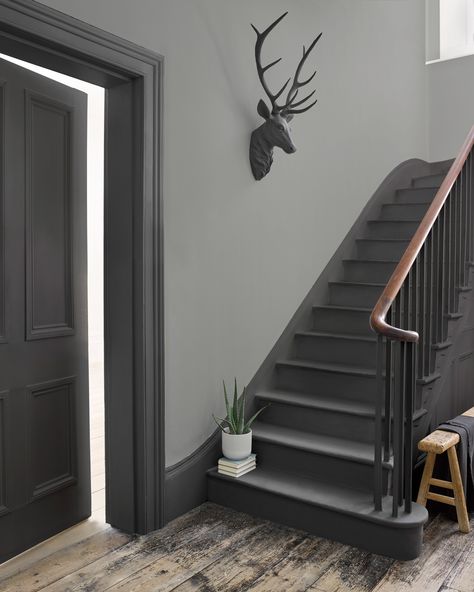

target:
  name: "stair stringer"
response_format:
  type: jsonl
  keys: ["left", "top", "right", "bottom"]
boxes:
{"left": 244, "top": 158, "right": 452, "bottom": 416}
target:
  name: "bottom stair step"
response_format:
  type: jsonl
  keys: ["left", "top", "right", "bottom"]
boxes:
{"left": 207, "top": 468, "right": 428, "bottom": 560}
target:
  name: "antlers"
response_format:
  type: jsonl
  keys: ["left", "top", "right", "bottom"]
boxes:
{"left": 251, "top": 12, "right": 321, "bottom": 117}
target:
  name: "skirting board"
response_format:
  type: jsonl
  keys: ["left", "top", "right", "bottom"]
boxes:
{"left": 164, "top": 430, "right": 220, "bottom": 523}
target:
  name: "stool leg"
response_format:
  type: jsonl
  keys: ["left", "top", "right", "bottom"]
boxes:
{"left": 447, "top": 446, "right": 471, "bottom": 533}
{"left": 417, "top": 452, "right": 436, "bottom": 506}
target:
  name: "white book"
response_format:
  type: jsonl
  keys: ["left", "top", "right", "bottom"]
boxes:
{"left": 218, "top": 454, "right": 256, "bottom": 470}
{"left": 218, "top": 464, "right": 256, "bottom": 478}
{"left": 217, "top": 461, "right": 256, "bottom": 475}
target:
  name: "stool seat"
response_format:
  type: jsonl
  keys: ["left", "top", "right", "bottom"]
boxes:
{"left": 418, "top": 430, "right": 460, "bottom": 454}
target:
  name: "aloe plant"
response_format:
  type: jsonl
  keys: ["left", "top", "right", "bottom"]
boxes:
{"left": 213, "top": 379, "right": 268, "bottom": 435}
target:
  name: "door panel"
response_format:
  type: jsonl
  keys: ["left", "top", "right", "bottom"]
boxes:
{"left": 26, "top": 91, "right": 74, "bottom": 339}
{"left": 0, "top": 57, "right": 89, "bottom": 562}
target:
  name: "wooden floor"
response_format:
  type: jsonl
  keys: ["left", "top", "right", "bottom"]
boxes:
{"left": 0, "top": 502, "right": 472, "bottom": 592}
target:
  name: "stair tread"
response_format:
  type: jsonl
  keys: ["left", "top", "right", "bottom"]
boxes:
{"left": 295, "top": 330, "right": 376, "bottom": 342}
{"left": 329, "top": 280, "right": 386, "bottom": 287}
{"left": 277, "top": 358, "right": 376, "bottom": 377}
{"left": 404, "top": 184, "right": 441, "bottom": 190}
{"left": 356, "top": 238, "right": 410, "bottom": 242}
{"left": 343, "top": 259, "right": 399, "bottom": 264}
{"left": 313, "top": 304, "right": 372, "bottom": 312}
{"left": 368, "top": 219, "right": 421, "bottom": 224}
{"left": 384, "top": 202, "right": 432, "bottom": 206}
{"left": 257, "top": 389, "right": 375, "bottom": 416}
{"left": 207, "top": 467, "right": 426, "bottom": 527}
{"left": 257, "top": 389, "right": 428, "bottom": 422}
{"left": 252, "top": 421, "right": 386, "bottom": 466}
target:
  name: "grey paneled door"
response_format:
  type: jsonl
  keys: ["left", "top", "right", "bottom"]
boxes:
{"left": 0, "top": 57, "right": 90, "bottom": 562}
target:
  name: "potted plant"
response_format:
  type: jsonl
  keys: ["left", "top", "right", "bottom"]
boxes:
{"left": 213, "top": 379, "right": 268, "bottom": 460}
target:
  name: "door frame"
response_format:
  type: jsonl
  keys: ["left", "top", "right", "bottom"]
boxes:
{"left": 0, "top": 0, "right": 164, "bottom": 534}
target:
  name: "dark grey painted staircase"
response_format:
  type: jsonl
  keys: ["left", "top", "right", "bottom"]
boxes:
{"left": 208, "top": 169, "right": 451, "bottom": 560}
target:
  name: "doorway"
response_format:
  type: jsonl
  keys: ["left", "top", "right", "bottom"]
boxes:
{"left": 0, "top": 0, "right": 164, "bottom": 561}
{"left": 0, "top": 53, "right": 106, "bottom": 526}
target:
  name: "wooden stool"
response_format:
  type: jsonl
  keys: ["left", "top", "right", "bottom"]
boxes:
{"left": 416, "top": 430, "right": 470, "bottom": 533}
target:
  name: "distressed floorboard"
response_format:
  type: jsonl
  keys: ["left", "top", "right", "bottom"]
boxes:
{"left": 3, "top": 504, "right": 474, "bottom": 592}
{"left": 241, "top": 536, "right": 342, "bottom": 592}
{"left": 373, "top": 515, "right": 472, "bottom": 592}
{"left": 0, "top": 528, "right": 131, "bottom": 592}
{"left": 438, "top": 529, "right": 474, "bottom": 592}
{"left": 308, "top": 544, "right": 394, "bottom": 592}
{"left": 109, "top": 521, "right": 295, "bottom": 592}
{"left": 40, "top": 503, "right": 261, "bottom": 592}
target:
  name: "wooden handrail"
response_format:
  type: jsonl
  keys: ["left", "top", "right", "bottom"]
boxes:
{"left": 370, "top": 125, "right": 474, "bottom": 342}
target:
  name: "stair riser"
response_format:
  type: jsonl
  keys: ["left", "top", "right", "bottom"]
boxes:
{"left": 252, "top": 439, "right": 388, "bottom": 493}
{"left": 257, "top": 402, "right": 378, "bottom": 443}
{"left": 208, "top": 476, "right": 425, "bottom": 560}
{"left": 275, "top": 364, "right": 376, "bottom": 403}
{"left": 395, "top": 188, "right": 437, "bottom": 203}
{"left": 312, "top": 308, "right": 372, "bottom": 336}
{"left": 356, "top": 240, "right": 408, "bottom": 260}
{"left": 380, "top": 203, "right": 429, "bottom": 221}
{"left": 366, "top": 221, "right": 419, "bottom": 240}
{"left": 294, "top": 334, "right": 378, "bottom": 368}
{"left": 343, "top": 261, "right": 397, "bottom": 284}
{"left": 329, "top": 283, "right": 383, "bottom": 308}
{"left": 412, "top": 174, "right": 444, "bottom": 188}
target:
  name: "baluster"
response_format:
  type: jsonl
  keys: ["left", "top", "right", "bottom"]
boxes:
{"left": 468, "top": 153, "right": 473, "bottom": 267}
{"left": 433, "top": 216, "right": 441, "bottom": 350}
{"left": 457, "top": 169, "right": 463, "bottom": 288}
{"left": 454, "top": 178, "right": 461, "bottom": 301}
{"left": 374, "top": 333, "right": 384, "bottom": 512}
{"left": 424, "top": 232, "right": 433, "bottom": 377}
{"left": 446, "top": 191, "right": 454, "bottom": 314}
{"left": 441, "top": 203, "right": 449, "bottom": 342}
{"left": 462, "top": 164, "right": 469, "bottom": 286}
{"left": 384, "top": 308, "right": 392, "bottom": 463}
{"left": 470, "top": 152, "right": 474, "bottom": 263}
{"left": 418, "top": 244, "right": 426, "bottom": 380}
{"left": 404, "top": 340, "right": 415, "bottom": 513}
{"left": 392, "top": 323, "right": 404, "bottom": 517}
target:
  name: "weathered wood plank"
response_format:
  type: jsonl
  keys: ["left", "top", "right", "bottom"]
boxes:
{"left": 372, "top": 515, "right": 471, "bottom": 592}
{"left": 307, "top": 544, "right": 394, "bottom": 592}
{"left": 0, "top": 519, "right": 109, "bottom": 582}
{"left": 240, "top": 535, "right": 342, "bottom": 592}
{"left": 40, "top": 503, "right": 262, "bottom": 592}
{"left": 440, "top": 531, "right": 474, "bottom": 592}
{"left": 114, "top": 521, "right": 306, "bottom": 592}
{"left": 0, "top": 527, "right": 131, "bottom": 592}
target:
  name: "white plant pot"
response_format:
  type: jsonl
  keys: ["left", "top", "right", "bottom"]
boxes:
{"left": 222, "top": 428, "right": 252, "bottom": 460}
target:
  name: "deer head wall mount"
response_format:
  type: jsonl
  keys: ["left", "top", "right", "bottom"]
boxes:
{"left": 249, "top": 12, "right": 322, "bottom": 181}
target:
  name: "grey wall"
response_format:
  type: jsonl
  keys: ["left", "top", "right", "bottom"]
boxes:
{"left": 428, "top": 54, "right": 474, "bottom": 162}
{"left": 37, "top": 0, "right": 428, "bottom": 466}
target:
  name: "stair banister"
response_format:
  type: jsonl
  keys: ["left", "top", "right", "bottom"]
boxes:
{"left": 370, "top": 125, "right": 474, "bottom": 515}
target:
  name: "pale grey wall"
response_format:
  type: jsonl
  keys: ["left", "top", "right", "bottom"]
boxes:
{"left": 38, "top": 0, "right": 428, "bottom": 466}
{"left": 428, "top": 54, "right": 474, "bottom": 161}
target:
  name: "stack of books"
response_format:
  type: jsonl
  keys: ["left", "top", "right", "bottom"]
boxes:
{"left": 218, "top": 453, "right": 256, "bottom": 478}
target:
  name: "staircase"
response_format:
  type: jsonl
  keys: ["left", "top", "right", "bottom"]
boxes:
{"left": 208, "top": 147, "right": 474, "bottom": 560}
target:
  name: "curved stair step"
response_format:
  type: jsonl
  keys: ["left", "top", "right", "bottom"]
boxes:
{"left": 207, "top": 467, "right": 428, "bottom": 560}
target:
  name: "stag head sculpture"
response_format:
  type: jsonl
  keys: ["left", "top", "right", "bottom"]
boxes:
{"left": 249, "top": 12, "right": 322, "bottom": 181}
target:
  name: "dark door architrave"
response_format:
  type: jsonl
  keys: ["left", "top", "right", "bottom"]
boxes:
{"left": 0, "top": 0, "right": 164, "bottom": 535}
